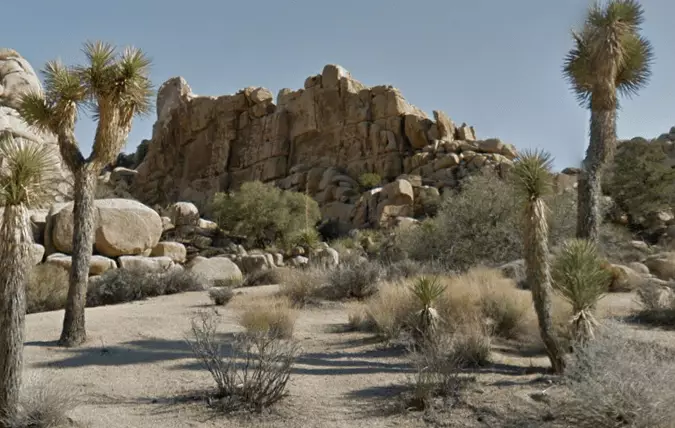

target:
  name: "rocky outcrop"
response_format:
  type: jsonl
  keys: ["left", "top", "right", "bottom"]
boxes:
{"left": 0, "top": 48, "right": 71, "bottom": 201}
{"left": 131, "top": 64, "right": 518, "bottom": 216}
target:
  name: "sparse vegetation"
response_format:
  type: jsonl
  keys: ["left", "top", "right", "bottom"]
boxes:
{"left": 86, "top": 268, "right": 207, "bottom": 307}
{"left": 0, "top": 374, "right": 79, "bottom": 428}
{"left": 209, "top": 287, "right": 234, "bottom": 306}
{"left": 278, "top": 267, "right": 327, "bottom": 307}
{"left": 238, "top": 297, "right": 298, "bottom": 339}
{"left": 559, "top": 324, "right": 675, "bottom": 428}
{"left": 210, "top": 181, "right": 321, "bottom": 249}
{"left": 323, "top": 259, "right": 384, "bottom": 300}
{"left": 243, "top": 268, "right": 288, "bottom": 288}
{"left": 188, "top": 312, "right": 300, "bottom": 413}
{"left": 26, "top": 264, "right": 69, "bottom": 314}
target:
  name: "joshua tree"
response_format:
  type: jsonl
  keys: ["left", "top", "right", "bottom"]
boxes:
{"left": 0, "top": 133, "right": 59, "bottom": 421}
{"left": 410, "top": 276, "right": 445, "bottom": 350}
{"left": 513, "top": 150, "right": 566, "bottom": 373}
{"left": 563, "top": 0, "right": 653, "bottom": 242}
{"left": 18, "top": 41, "right": 153, "bottom": 346}
{"left": 552, "top": 238, "right": 611, "bottom": 343}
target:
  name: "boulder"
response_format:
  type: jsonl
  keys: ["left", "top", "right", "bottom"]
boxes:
{"left": 643, "top": 252, "right": 675, "bottom": 281}
{"left": 150, "top": 241, "right": 187, "bottom": 263}
{"left": 49, "top": 199, "right": 162, "bottom": 257}
{"left": 288, "top": 256, "right": 309, "bottom": 268}
{"left": 312, "top": 243, "right": 339, "bottom": 269}
{"left": 188, "top": 256, "right": 243, "bottom": 283}
{"left": 118, "top": 255, "right": 174, "bottom": 273}
{"left": 45, "top": 253, "right": 117, "bottom": 276}
{"left": 29, "top": 244, "right": 45, "bottom": 265}
{"left": 382, "top": 179, "right": 414, "bottom": 206}
{"left": 170, "top": 202, "right": 200, "bottom": 226}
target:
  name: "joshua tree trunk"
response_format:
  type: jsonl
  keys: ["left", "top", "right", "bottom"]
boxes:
{"left": 58, "top": 166, "right": 98, "bottom": 347}
{"left": 0, "top": 205, "right": 31, "bottom": 421}
{"left": 576, "top": 108, "right": 616, "bottom": 242}
{"left": 525, "top": 199, "right": 566, "bottom": 373}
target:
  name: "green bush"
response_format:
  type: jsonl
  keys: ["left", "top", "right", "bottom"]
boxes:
{"left": 210, "top": 181, "right": 321, "bottom": 248}
{"left": 398, "top": 173, "right": 576, "bottom": 271}
{"left": 604, "top": 139, "right": 675, "bottom": 222}
{"left": 358, "top": 172, "right": 382, "bottom": 190}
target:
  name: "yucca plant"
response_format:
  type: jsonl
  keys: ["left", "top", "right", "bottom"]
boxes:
{"left": 552, "top": 238, "right": 611, "bottom": 343}
{"left": 512, "top": 149, "right": 567, "bottom": 373}
{"left": 563, "top": 0, "right": 654, "bottom": 242}
{"left": 0, "top": 132, "right": 59, "bottom": 421}
{"left": 410, "top": 276, "right": 445, "bottom": 349}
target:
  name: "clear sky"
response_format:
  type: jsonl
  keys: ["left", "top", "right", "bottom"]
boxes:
{"left": 4, "top": 0, "right": 674, "bottom": 170}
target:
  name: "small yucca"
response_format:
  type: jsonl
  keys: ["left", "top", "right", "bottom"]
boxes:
{"left": 552, "top": 238, "right": 611, "bottom": 343}
{"left": 411, "top": 276, "right": 445, "bottom": 348}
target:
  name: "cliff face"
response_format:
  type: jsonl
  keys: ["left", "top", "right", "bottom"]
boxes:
{"left": 132, "top": 65, "right": 519, "bottom": 212}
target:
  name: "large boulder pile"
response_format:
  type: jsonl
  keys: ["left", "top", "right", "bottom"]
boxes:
{"left": 130, "top": 65, "right": 519, "bottom": 220}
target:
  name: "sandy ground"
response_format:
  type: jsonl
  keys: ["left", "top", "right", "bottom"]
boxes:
{"left": 21, "top": 286, "right": 672, "bottom": 428}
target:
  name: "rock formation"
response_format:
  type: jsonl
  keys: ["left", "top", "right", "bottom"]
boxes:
{"left": 0, "top": 48, "right": 71, "bottom": 201}
{"left": 131, "top": 64, "right": 519, "bottom": 225}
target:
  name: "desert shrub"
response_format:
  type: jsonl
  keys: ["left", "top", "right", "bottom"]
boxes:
{"left": 212, "top": 277, "right": 243, "bottom": 288}
{"left": 87, "top": 268, "right": 207, "bottom": 307}
{"left": 599, "top": 223, "right": 652, "bottom": 263}
{"left": 238, "top": 297, "right": 298, "bottom": 339}
{"left": 604, "top": 138, "right": 675, "bottom": 223}
{"left": 447, "top": 323, "right": 492, "bottom": 368}
{"left": 635, "top": 283, "right": 675, "bottom": 326}
{"left": 383, "top": 259, "right": 451, "bottom": 282}
{"left": 322, "top": 259, "right": 385, "bottom": 300}
{"left": 278, "top": 267, "right": 327, "bottom": 307}
{"left": 398, "top": 173, "right": 576, "bottom": 271}
{"left": 26, "top": 264, "right": 69, "bottom": 314}
{"left": 352, "top": 281, "right": 419, "bottom": 339}
{"left": 187, "top": 312, "right": 300, "bottom": 413}
{"left": 284, "top": 227, "right": 321, "bottom": 254}
{"left": 358, "top": 172, "right": 382, "bottom": 190}
{"left": 559, "top": 324, "right": 675, "bottom": 428}
{"left": 210, "top": 181, "right": 321, "bottom": 249}
{"left": 209, "top": 287, "right": 234, "bottom": 306}
{"left": 405, "top": 336, "right": 474, "bottom": 411}
{"left": 243, "top": 268, "right": 288, "bottom": 288}
{"left": 0, "top": 373, "right": 78, "bottom": 427}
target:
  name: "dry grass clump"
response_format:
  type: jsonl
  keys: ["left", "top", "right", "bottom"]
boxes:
{"left": 0, "top": 373, "right": 79, "bottom": 427}
{"left": 350, "top": 267, "right": 531, "bottom": 342}
{"left": 209, "top": 287, "right": 234, "bottom": 306}
{"left": 188, "top": 312, "right": 300, "bottom": 413}
{"left": 323, "top": 259, "right": 385, "bottom": 300}
{"left": 277, "top": 267, "right": 327, "bottom": 307}
{"left": 238, "top": 297, "right": 298, "bottom": 339}
{"left": 26, "top": 264, "right": 69, "bottom": 314}
{"left": 558, "top": 323, "right": 675, "bottom": 428}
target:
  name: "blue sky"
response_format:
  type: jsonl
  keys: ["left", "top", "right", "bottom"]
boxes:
{"left": 4, "top": 0, "right": 674, "bottom": 170}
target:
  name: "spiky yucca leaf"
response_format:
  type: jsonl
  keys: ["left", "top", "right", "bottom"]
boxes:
{"left": 411, "top": 276, "right": 445, "bottom": 307}
{"left": 0, "top": 133, "right": 60, "bottom": 207}
{"left": 552, "top": 238, "right": 611, "bottom": 311}
{"left": 512, "top": 149, "right": 554, "bottom": 200}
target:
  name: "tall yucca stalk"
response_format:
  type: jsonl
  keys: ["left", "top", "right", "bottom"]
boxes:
{"left": 513, "top": 150, "right": 566, "bottom": 373}
{"left": 563, "top": 0, "right": 653, "bottom": 242}
{"left": 18, "top": 41, "right": 153, "bottom": 347}
{"left": 0, "top": 132, "right": 59, "bottom": 421}
{"left": 552, "top": 238, "right": 611, "bottom": 343}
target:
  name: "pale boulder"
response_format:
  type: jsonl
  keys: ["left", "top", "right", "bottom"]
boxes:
{"left": 643, "top": 252, "right": 675, "bottom": 281}
{"left": 45, "top": 253, "right": 117, "bottom": 276}
{"left": 49, "top": 199, "right": 162, "bottom": 257}
{"left": 170, "top": 202, "right": 200, "bottom": 226}
{"left": 188, "top": 256, "right": 243, "bottom": 283}
{"left": 118, "top": 256, "right": 174, "bottom": 273}
{"left": 150, "top": 241, "right": 187, "bottom": 263}
{"left": 29, "top": 244, "right": 45, "bottom": 265}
